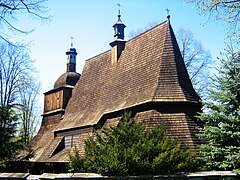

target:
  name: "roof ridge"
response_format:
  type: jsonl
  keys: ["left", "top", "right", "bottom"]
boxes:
{"left": 167, "top": 22, "right": 200, "bottom": 102}
{"left": 85, "top": 20, "right": 168, "bottom": 63}
{"left": 151, "top": 21, "right": 169, "bottom": 101}
{"left": 127, "top": 20, "right": 168, "bottom": 42}
{"left": 85, "top": 49, "right": 111, "bottom": 62}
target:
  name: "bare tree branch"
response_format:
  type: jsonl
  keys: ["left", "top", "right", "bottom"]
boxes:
{"left": 0, "top": 0, "right": 49, "bottom": 44}
{"left": 176, "top": 28, "right": 213, "bottom": 98}
{"left": 0, "top": 41, "right": 40, "bottom": 145}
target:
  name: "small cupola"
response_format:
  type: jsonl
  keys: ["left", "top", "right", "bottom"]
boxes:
{"left": 112, "top": 10, "right": 126, "bottom": 40}
{"left": 66, "top": 42, "right": 77, "bottom": 72}
{"left": 109, "top": 8, "right": 126, "bottom": 65}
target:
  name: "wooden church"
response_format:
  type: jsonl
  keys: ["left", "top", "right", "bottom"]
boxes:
{"left": 21, "top": 13, "right": 202, "bottom": 163}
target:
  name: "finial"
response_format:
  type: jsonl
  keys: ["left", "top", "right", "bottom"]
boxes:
{"left": 117, "top": 4, "right": 121, "bottom": 15}
{"left": 165, "top": 8, "right": 170, "bottom": 21}
{"left": 70, "top": 36, "right": 74, "bottom": 47}
{"left": 117, "top": 4, "right": 121, "bottom": 21}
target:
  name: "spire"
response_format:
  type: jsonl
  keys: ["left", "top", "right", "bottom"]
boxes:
{"left": 66, "top": 40, "right": 77, "bottom": 72}
{"left": 112, "top": 4, "right": 126, "bottom": 40}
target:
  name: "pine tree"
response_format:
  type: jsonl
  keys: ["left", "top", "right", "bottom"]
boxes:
{"left": 0, "top": 106, "right": 21, "bottom": 168}
{"left": 82, "top": 112, "right": 197, "bottom": 176}
{"left": 198, "top": 47, "right": 240, "bottom": 171}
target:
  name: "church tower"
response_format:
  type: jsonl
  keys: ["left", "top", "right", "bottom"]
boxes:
{"left": 42, "top": 43, "right": 80, "bottom": 126}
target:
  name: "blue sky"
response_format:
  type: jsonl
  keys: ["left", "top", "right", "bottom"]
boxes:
{"left": 16, "top": 0, "right": 228, "bottom": 110}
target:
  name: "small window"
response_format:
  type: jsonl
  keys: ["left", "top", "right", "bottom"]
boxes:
{"left": 65, "top": 136, "right": 72, "bottom": 148}
{"left": 65, "top": 134, "right": 79, "bottom": 148}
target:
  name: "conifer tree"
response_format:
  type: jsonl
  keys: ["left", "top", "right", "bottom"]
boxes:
{"left": 0, "top": 106, "right": 21, "bottom": 167}
{"left": 198, "top": 47, "right": 240, "bottom": 171}
{"left": 82, "top": 112, "right": 197, "bottom": 176}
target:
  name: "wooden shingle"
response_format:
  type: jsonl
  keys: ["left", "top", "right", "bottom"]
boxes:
{"left": 54, "top": 20, "right": 200, "bottom": 133}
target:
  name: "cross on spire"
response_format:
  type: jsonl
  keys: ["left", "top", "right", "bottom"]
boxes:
{"left": 117, "top": 3, "right": 121, "bottom": 16}
{"left": 165, "top": 8, "right": 171, "bottom": 20}
{"left": 70, "top": 37, "right": 74, "bottom": 47}
{"left": 117, "top": 3, "right": 122, "bottom": 22}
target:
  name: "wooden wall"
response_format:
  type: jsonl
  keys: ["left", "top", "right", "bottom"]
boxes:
{"left": 44, "top": 90, "right": 63, "bottom": 113}
{"left": 43, "top": 88, "right": 73, "bottom": 114}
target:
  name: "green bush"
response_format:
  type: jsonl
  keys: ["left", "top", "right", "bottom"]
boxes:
{"left": 69, "top": 112, "right": 197, "bottom": 175}
{"left": 68, "top": 147, "right": 84, "bottom": 173}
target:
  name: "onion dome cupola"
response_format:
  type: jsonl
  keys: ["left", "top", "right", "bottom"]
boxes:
{"left": 54, "top": 43, "right": 80, "bottom": 89}
{"left": 43, "top": 43, "right": 80, "bottom": 124}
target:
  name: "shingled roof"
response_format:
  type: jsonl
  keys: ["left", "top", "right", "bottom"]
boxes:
{"left": 54, "top": 20, "right": 200, "bottom": 133}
